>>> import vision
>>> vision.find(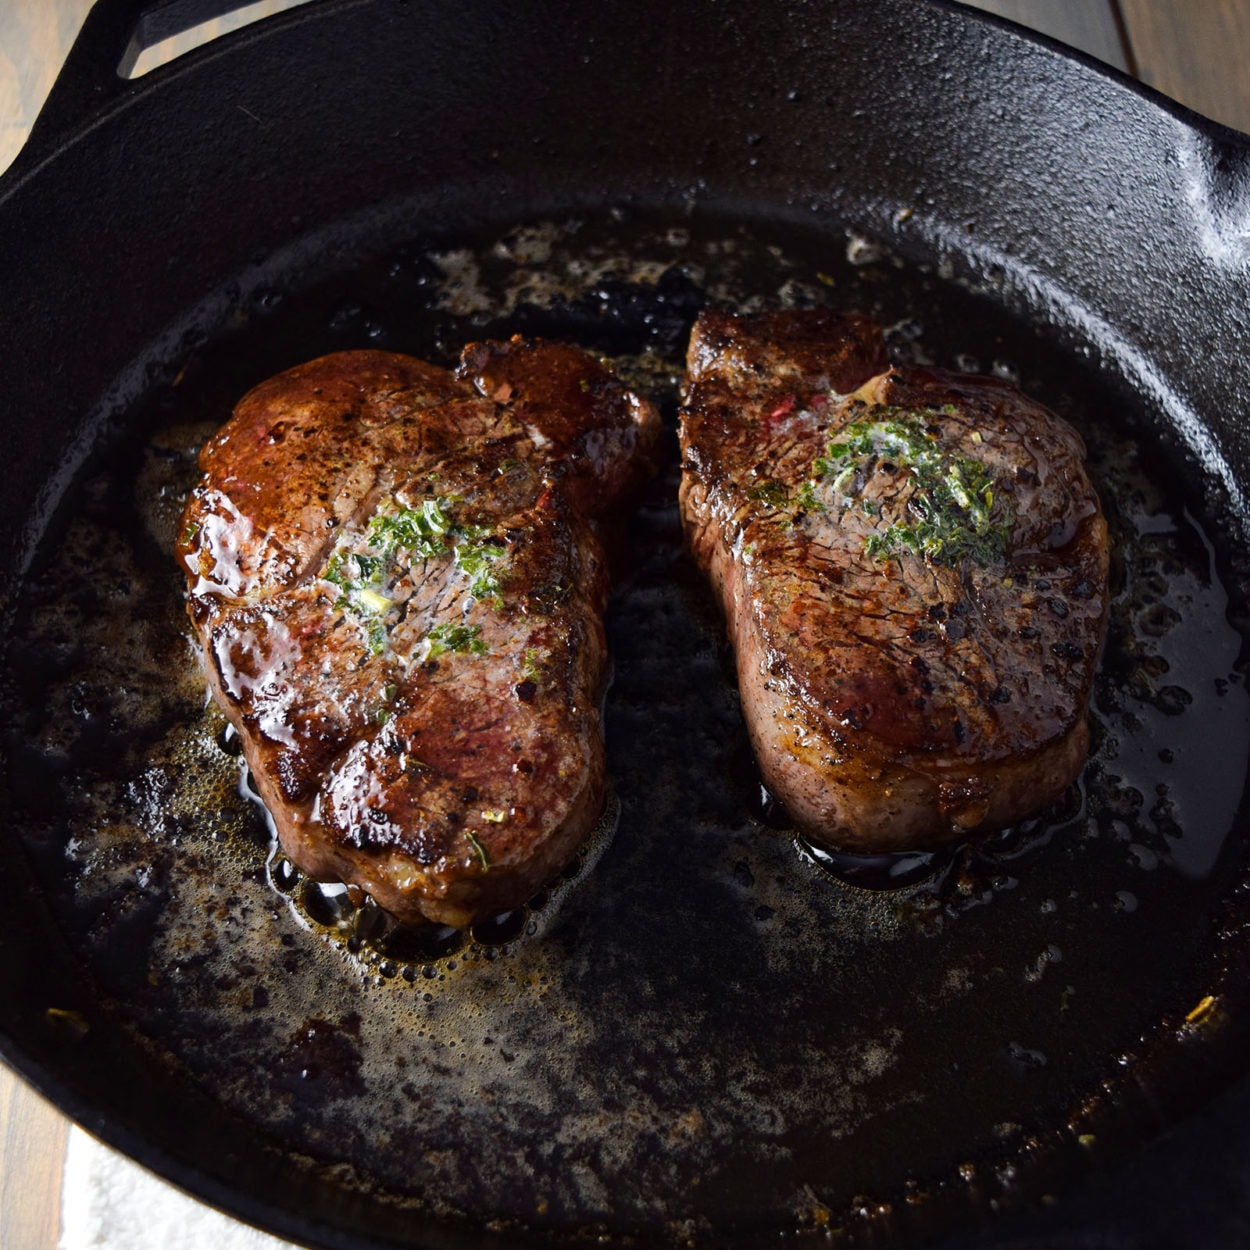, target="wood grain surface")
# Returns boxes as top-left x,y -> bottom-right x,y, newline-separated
1,1 -> 1249,1247
1120,0 -> 1250,130
0,1075 -> 64,1250
959,0 -> 1131,71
